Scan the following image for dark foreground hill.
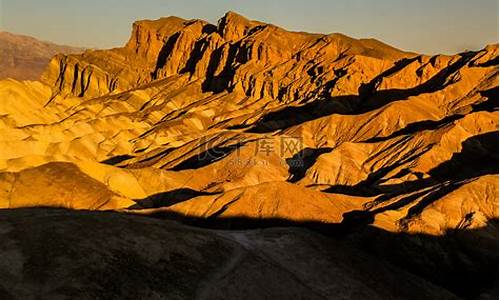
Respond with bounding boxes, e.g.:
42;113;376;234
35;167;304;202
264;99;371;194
1;208;491;300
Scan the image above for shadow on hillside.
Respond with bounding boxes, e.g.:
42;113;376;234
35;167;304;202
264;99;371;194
168;139;256;171
153;22;218;79
201;43;239;94
472;87;499;112
346;217;499;300
357;52;475;110
324;131;498;222
363;114;464;143
1;207;498;299
247;95;358;133
169;144;240;171
476;55;499;67
363;86;498;143
286;147;333;183
130;188;219;209
153;33;181;78
126;147;179;169
246;52;478;133
126;206;498;299
101;155;135;166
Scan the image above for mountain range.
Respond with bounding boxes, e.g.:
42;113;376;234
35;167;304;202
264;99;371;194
0;31;83;80
0;11;497;299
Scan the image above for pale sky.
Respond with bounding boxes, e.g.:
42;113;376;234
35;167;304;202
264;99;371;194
0;0;498;54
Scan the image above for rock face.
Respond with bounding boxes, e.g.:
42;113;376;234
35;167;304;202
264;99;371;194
0;32;83;80
0;11;498;299
41;11;414;99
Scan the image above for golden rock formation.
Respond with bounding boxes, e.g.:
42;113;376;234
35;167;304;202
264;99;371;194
0;11;497;238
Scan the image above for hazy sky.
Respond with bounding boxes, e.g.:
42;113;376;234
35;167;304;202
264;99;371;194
0;0;498;54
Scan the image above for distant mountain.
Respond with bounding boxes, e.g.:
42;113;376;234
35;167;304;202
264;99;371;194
0;32;84;80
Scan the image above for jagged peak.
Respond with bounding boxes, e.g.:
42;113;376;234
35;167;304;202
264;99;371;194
217;11;262;41
220;11;250;23
125;16;187;56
